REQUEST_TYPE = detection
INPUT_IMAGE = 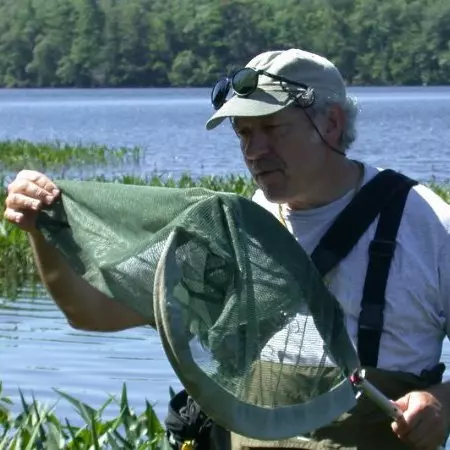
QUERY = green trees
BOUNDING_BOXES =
[27,1,75,86]
[0,0,38,87]
[0,0,449,87]
[56,0,104,86]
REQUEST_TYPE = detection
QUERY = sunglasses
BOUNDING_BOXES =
[211,67,315,111]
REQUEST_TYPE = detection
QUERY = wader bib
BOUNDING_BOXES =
[232,170,447,449]
[230,365,446,450]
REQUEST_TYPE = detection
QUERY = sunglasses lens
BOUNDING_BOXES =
[211,78,230,110]
[232,68,258,97]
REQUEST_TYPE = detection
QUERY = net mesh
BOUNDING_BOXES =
[37,180,360,440]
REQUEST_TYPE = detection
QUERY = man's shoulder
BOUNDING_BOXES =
[363,164,450,228]
[407,182,450,230]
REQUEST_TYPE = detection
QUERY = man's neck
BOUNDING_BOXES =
[287,159,364,211]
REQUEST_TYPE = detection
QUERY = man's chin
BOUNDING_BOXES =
[254,171,290,201]
[259,185,289,204]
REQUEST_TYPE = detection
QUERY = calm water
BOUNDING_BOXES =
[0,87,450,181]
[2,87,450,435]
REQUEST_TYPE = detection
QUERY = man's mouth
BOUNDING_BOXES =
[255,169,281,178]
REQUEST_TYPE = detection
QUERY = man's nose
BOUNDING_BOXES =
[242,131,271,161]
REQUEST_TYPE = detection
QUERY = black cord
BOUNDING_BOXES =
[299,107,346,156]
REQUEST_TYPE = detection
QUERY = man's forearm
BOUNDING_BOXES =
[29,230,78,293]
[28,230,149,331]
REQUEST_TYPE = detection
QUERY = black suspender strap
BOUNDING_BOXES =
[357,175,417,367]
[310,169,415,277]
[310,169,418,367]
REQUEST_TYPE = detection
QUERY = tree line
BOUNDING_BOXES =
[0,0,449,88]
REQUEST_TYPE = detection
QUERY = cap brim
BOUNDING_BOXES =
[205,88,294,130]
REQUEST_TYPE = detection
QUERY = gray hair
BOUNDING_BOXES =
[309,95,359,153]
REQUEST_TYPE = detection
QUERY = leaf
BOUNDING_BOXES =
[53,389,97,425]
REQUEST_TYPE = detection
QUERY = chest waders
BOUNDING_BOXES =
[231,171,447,449]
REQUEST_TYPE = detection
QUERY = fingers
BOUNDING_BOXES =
[10,170,58,194]
[6,192,42,210]
[391,416,409,437]
[3,207,24,224]
[5,191,51,210]
[6,170,59,203]
[15,169,58,192]
[3,170,59,231]
[392,407,444,450]
[395,416,427,447]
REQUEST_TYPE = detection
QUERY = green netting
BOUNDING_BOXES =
[36,180,360,440]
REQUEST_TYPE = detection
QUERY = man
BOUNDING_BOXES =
[205,48,450,450]
[3,48,450,449]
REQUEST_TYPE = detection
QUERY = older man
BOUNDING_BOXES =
[4,48,450,449]
[205,48,450,450]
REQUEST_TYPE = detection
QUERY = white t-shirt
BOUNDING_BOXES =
[253,162,450,376]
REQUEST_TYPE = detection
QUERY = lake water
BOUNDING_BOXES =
[0,87,450,182]
[2,87,450,441]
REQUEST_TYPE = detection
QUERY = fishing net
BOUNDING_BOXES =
[36,180,361,440]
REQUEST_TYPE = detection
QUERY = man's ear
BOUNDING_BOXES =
[324,105,345,147]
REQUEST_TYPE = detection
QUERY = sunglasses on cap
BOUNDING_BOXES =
[211,67,315,111]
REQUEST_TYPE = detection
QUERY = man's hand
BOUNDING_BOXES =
[392,390,448,449]
[3,170,59,232]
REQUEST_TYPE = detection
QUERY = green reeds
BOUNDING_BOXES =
[0,220,41,299]
[0,140,141,172]
[428,180,450,203]
[0,382,169,449]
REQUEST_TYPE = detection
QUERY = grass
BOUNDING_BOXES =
[0,140,141,173]
[0,382,171,449]
[428,180,450,203]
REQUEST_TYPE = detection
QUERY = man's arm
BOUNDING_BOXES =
[29,230,150,331]
[4,170,150,332]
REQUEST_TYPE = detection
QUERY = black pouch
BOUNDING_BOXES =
[165,389,230,450]
[420,362,446,385]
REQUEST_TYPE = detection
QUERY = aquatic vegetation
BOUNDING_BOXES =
[0,381,170,449]
[0,140,141,173]
[428,180,450,203]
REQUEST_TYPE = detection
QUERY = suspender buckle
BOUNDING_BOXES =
[359,303,384,331]
[369,239,396,258]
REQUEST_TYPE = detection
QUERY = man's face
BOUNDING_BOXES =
[232,106,328,204]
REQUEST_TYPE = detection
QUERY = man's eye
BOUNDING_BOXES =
[268,122,287,129]
[274,123,293,136]
[264,124,283,133]
[236,128,250,138]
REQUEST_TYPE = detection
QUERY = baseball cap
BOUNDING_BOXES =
[206,48,347,130]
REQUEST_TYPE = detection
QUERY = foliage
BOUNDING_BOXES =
[0,0,449,87]
[0,381,169,449]
[0,140,141,173]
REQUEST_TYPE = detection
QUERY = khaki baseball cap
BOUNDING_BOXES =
[206,48,347,130]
